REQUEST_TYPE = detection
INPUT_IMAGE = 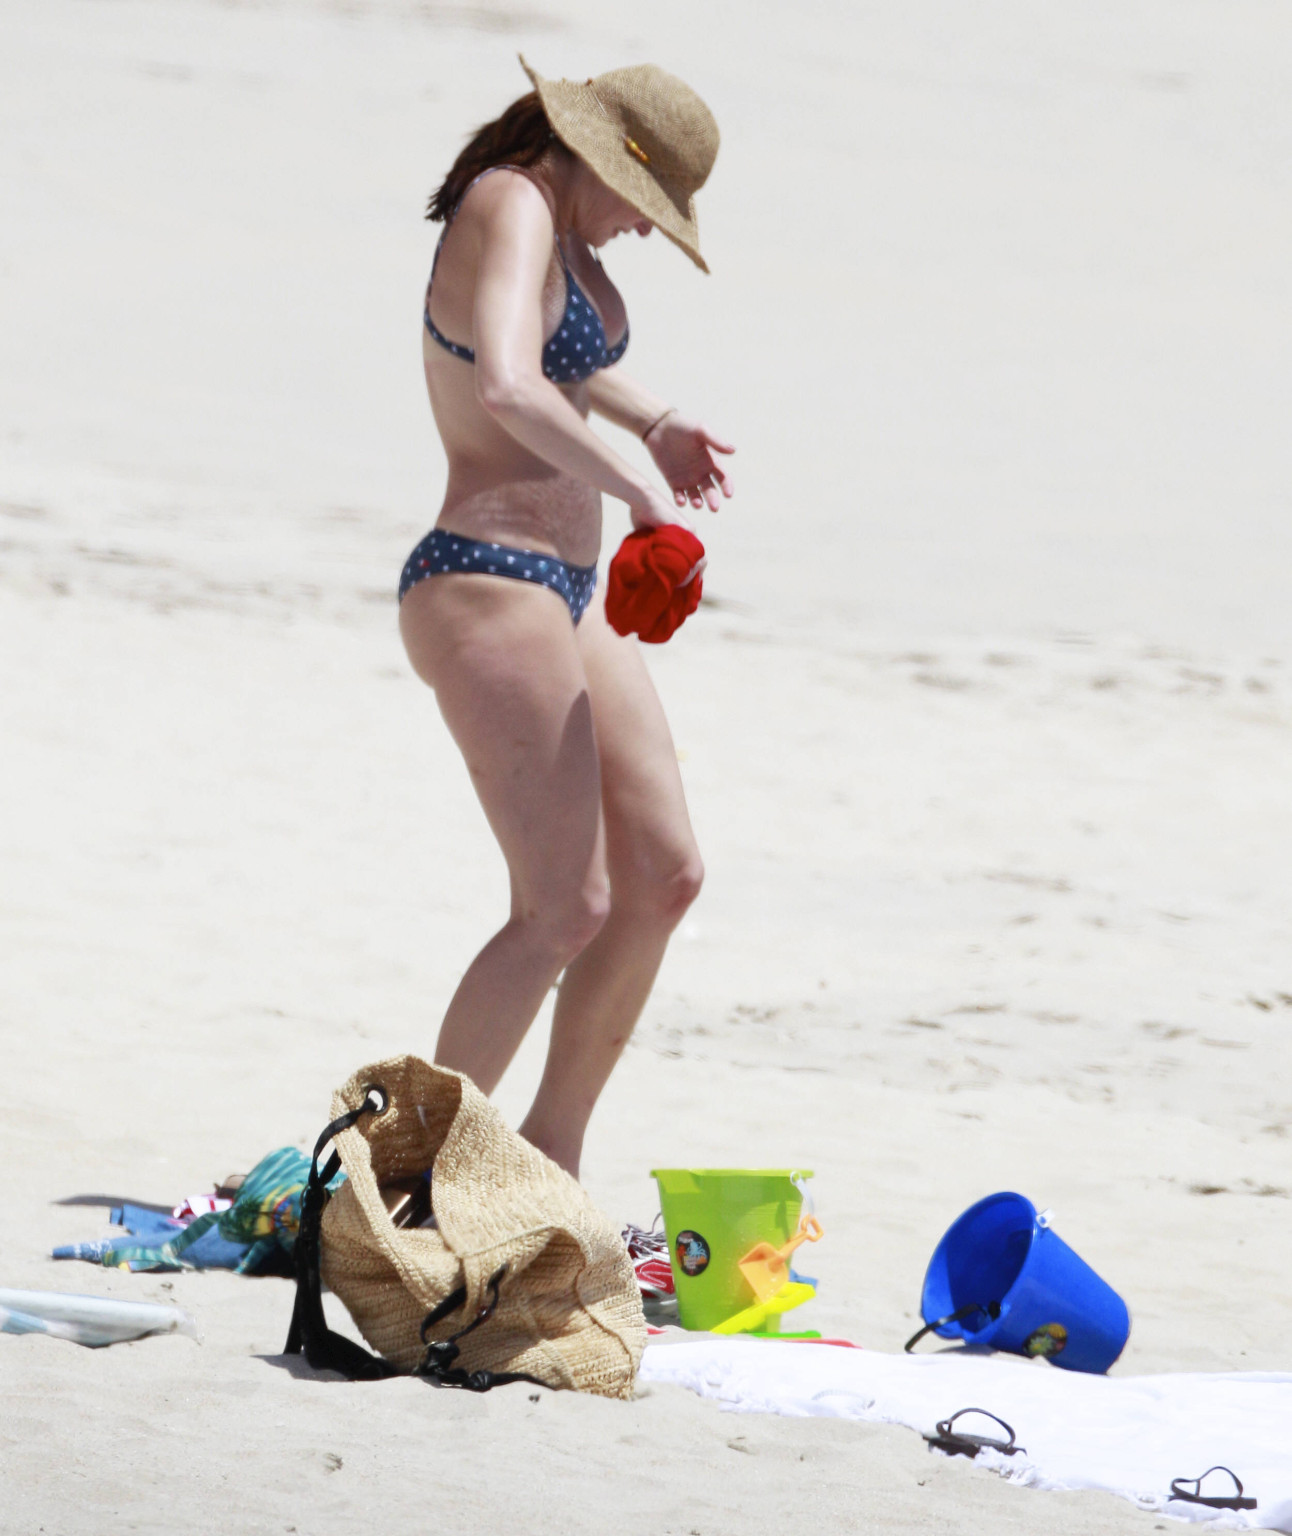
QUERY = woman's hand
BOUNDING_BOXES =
[644,413,735,511]
[626,482,694,534]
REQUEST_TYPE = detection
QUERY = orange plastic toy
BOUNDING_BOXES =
[737,1214,824,1303]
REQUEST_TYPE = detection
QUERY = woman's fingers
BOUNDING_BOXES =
[712,462,734,498]
[671,473,726,510]
[693,450,734,501]
[654,426,736,511]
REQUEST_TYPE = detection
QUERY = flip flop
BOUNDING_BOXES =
[923,1408,1025,1459]
[1169,1467,1256,1511]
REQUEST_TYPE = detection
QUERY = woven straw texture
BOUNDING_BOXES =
[318,1055,645,1397]
[521,56,719,272]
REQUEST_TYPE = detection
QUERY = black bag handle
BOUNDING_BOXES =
[904,1300,1001,1354]
[414,1264,545,1392]
[1169,1467,1256,1511]
[283,1087,544,1392]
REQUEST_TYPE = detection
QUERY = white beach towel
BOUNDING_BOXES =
[641,1338,1292,1532]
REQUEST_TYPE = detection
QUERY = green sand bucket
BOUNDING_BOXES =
[651,1168,812,1332]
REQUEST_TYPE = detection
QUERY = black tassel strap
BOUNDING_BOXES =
[284,1087,400,1381]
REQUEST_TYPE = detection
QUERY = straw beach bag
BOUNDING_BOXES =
[284,1055,644,1396]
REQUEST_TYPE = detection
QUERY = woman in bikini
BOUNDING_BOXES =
[399,60,732,1180]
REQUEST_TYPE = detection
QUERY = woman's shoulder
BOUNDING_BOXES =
[456,165,554,233]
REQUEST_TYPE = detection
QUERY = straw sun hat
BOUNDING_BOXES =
[520,55,719,272]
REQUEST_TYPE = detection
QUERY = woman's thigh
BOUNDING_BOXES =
[399,574,606,913]
[575,594,702,904]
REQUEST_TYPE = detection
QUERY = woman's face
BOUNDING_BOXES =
[570,163,652,247]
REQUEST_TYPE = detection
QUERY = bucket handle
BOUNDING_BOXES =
[904,1300,1000,1354]
[790,1171,814,1217]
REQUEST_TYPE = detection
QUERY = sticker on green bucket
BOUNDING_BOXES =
[674,1230,710,1276]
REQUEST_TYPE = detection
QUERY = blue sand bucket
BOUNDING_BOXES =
[915,1192,1130,1373]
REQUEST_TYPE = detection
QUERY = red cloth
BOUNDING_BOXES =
[605,526,706,644]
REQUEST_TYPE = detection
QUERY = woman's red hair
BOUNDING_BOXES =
[426,92,554,223]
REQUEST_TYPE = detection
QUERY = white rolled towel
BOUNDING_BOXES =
[0,1287,198,1347]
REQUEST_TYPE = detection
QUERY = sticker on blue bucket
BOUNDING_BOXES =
[909,1191,1130,1374]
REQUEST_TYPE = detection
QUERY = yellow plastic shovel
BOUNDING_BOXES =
[711,1280,816,1335]
[737,1214,824,1303]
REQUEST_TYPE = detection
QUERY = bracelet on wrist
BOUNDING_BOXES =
[640,407,677,442]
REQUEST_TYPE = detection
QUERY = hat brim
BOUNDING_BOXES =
[521,58,709,273]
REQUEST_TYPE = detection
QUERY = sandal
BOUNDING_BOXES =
[1169,1466,1256,1511]
[923,1408,1025,1459]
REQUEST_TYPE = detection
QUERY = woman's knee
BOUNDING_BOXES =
[516,878,611,965]
[666,851,706,924]
[615,846,704,930]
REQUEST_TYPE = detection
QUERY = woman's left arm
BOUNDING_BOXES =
[587,367,736,512]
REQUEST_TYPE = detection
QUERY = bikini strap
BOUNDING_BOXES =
[425,164,568,356]
[431,166,520,278]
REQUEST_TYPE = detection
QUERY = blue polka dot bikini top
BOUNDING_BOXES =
[423,165,629,385]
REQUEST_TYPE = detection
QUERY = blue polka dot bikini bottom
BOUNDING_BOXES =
[398,528,598,625]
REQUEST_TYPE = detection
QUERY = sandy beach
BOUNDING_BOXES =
[2,0,1291,1530]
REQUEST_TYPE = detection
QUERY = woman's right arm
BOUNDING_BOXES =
[467,175,682,531]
